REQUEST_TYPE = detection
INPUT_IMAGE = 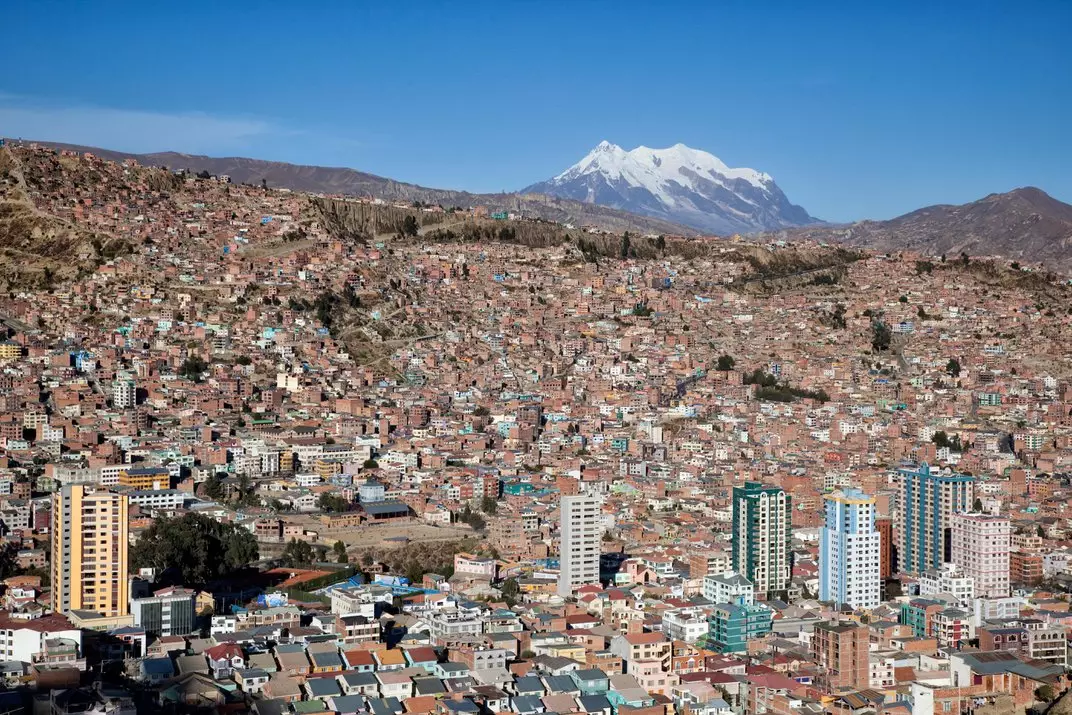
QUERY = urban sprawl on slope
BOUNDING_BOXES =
[0,141,1069,714]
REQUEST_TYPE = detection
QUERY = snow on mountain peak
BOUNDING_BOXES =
[527,140,815,234]
[555,141,773,202]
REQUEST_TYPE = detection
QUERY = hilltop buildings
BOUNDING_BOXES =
[0,142,1067,711]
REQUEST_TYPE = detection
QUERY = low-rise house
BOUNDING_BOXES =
[235,668,270,695]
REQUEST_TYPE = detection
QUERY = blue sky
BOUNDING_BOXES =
[2,1,1070,222]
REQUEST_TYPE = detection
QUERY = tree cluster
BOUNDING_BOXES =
[130,513,259,586]
[179,355,208,381]
[280,538,322,567]
[458,504,486,531]
[318,493,352,513]
[743,369,830,403]
[871,320,892,352]
[931,430,965,452]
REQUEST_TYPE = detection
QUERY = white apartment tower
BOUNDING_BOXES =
[950,513,1011,598]
[557,494,602,596]
[819,489,881,609]
[112,374,136,410]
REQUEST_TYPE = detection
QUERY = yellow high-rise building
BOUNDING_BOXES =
[51,485,129,618]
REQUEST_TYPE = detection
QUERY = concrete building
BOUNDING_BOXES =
[51,485,129,618]
[661,607,709,644]
[701,571,754,605]
[812,621,870,691]
[0,613,83,666]
[130,587,196,637]
[731,482,791,600]
[918,563,975,605]
[112,374,136,409]
[875,516,894,578]
[896,463,975,575]
[950,513,1011,598]
[358,479,385,504]
[558,494,602,596]
[819,489,881,609]
[706,600,773,654]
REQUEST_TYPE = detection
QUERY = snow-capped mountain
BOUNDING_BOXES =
[524,141,818,234]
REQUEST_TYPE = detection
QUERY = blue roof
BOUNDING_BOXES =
[141,657,175,675]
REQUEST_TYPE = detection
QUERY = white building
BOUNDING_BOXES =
[819,489,881,609]
[557,494,602,597]
[425,607,484,645]
[701,571,754,605]
[661,607,709,644]
[112,375,136,410]
[0,614,83,665]
[869,653,897,688]
[919,563,974,605]
[126,489,189,512]
[328,584,394,619]
[950,513,1011,598]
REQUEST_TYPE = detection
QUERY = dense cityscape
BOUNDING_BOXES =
[0,133,1069,715]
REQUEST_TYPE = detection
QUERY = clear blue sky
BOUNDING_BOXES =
[2,1,1070,222]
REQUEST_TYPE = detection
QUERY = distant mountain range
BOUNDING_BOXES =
[13,138,1072,270]
[19,141,695,237]
[786,187,1072,269]
[524,141,818,234]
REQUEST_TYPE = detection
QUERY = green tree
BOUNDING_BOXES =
[932,430,951,449]
[235,473,260,506]
[501,577,520,605]
[180,355,209,381]
[716,355,736,371]
[946,358,961,377]
[1035,685,1055,703]
[318,494,351,513]
[315,291,339,329]
[973,498,983,512]
[130,513,259,585]
[402,215,419,237]
[362,459,379,469]
[202,475,225,501]
[871,321,892,352]
[480,496,498,514]
[280,538,316,567]
[333,540,349,564]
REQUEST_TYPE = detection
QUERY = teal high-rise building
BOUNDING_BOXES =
[896,463,975,575]
[706,597,774,654]
[731,482,791,600]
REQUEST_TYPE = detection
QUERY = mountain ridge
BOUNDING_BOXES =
[784,186,1072,269]
[524,141,819,234]
[10,138,1072,269]
[10,140,697,237]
